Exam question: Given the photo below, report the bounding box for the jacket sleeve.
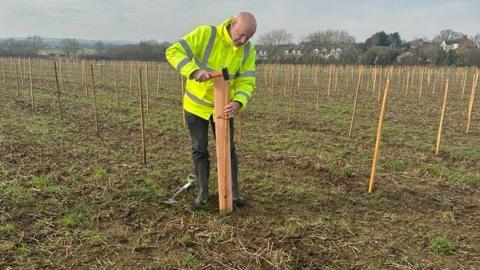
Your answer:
[165,25,210,79]
[232,42,256,110]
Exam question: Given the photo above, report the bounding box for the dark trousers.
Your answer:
[185,111,239,203]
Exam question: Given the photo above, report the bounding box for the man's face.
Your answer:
[230,19,255,47]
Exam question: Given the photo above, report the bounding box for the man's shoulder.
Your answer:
[194,24,216,32]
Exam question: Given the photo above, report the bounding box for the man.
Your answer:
[166,12,257,209]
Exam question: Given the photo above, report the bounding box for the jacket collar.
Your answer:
[217,18,236,48]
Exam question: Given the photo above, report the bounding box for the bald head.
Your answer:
[229,12,257,47]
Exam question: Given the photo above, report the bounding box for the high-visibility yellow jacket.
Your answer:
[166,18,256,120]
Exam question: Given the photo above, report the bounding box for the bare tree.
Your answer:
[474,33,480,48]
[257,29,293,63]
[257,29,293,46]
[303,30,355,47]
[433,29,465,43]
[61,38,80,58]
[25,36,45,53]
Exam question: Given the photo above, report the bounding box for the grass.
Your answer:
[59,212,87,228]
[427,235,455,255]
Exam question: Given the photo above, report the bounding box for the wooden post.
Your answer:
[20,58,25,85]
[368,78,390,193]
[129,61,134,95]
[405,69,410,96]
[145,63,150,115]
[435,79,449,155]
[377,67,383,102]
[53,61,63,121]
[288,73,296,122]
[315,67,322,111]
[327,65,332,97]
[15,58,20,100]
[38,60,43,91]
[122,61,126,83]
[1,60,5,85]
[59,60,65,91]
[156,63,161,99]
[333,65,338,94]
[89,64,100,137]
[349,68,363,138]
[82,61,88,96]
[138,67,147,164]
[113,61,119,111]
[80,60,85,92]
[466,72,478,133]
[418,68,424,100]
[371,66,377,95]
[461,69,468,99]
[28,58,34,110]
[213,76,233,213]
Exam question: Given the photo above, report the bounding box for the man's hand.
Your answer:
[191,69,211,82]
[224,101,242,118]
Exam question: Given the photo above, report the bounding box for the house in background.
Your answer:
[440,36,475,53]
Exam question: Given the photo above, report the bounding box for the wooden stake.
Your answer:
[333,65,338,94]
[435,79,449,155]
[315,67,322,111]
[418,68,424,100]
[82,61,88,96]
[1,60,5,85]
[138,67,147,164]
[405,69,410,95]
[432,69,438,95]
[28,58,34,110]
[368,78,390,193]
[461,69,468,99]
[288,73,296,122]
[90,64,100,137]
[20,58,25,85]
[53,61,63,121]
[466,72,478,133]
[59,60,65,91]
[129,62,134,94]
[38,60,43,91]
[145,63,150,115]
[113,61,119,111]
[349,68,363,138]
[213,76,233,213]
[372,66,377,95]
[156,63,161,99]
[327,65,332,97]
[15,58,20,100]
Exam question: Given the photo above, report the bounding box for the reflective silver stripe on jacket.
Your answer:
[235,90,251,101]
[202,26,216,66]
[179,39,194,59]
[176,57,190,71]
[242,42,251,66]
[235,70,255,78]
[185,89,214,108]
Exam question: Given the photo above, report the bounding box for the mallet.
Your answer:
[210,67,230,81]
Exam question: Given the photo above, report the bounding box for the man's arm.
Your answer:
[165,25,210,80]
[232,43,256,110]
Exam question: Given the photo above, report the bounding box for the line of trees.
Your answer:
[256,29,480,66]
[1,29,480,66]
[0,36,170,61]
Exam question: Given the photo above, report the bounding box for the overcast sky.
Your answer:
[0,0,478,43]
